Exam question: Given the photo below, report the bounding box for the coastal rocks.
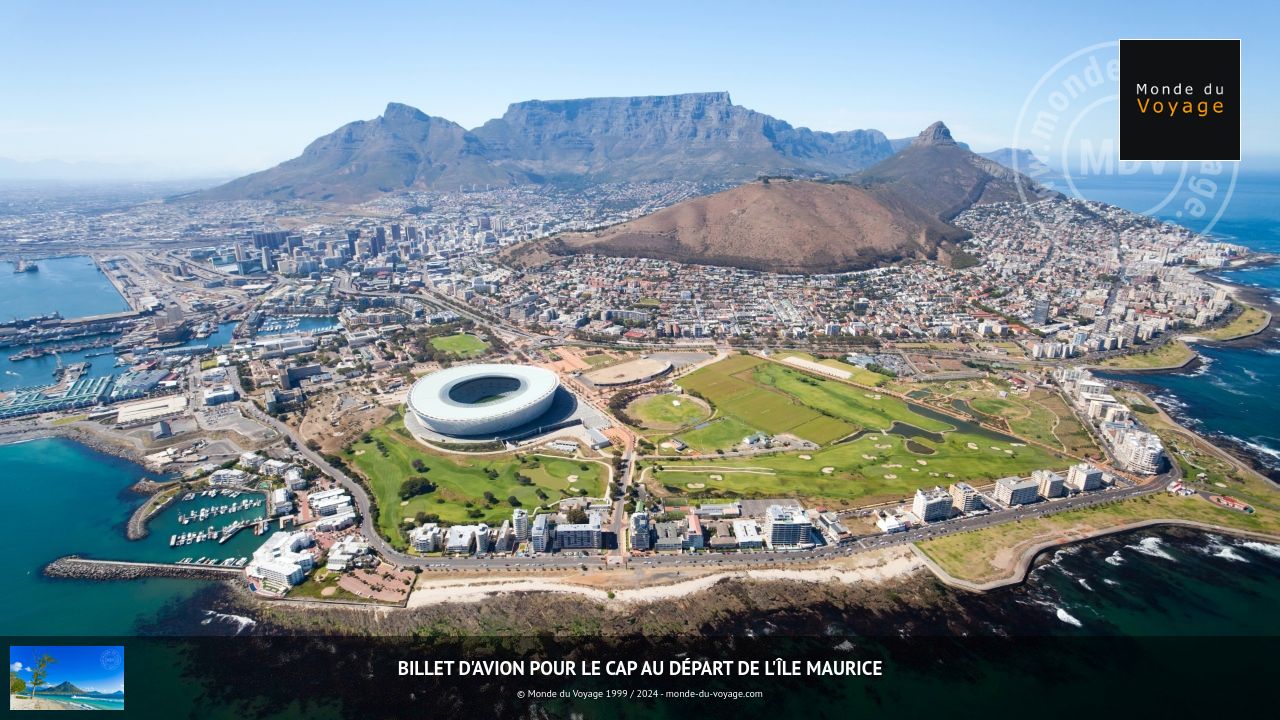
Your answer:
[43,556,240,582]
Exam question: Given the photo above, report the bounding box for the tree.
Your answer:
[30,653,55,699]
[507,495,521,507]
[566,507,588,524]
[399,476,436,500]
[10,671,25,695]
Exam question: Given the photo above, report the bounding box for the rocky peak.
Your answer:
[912,121,956,147]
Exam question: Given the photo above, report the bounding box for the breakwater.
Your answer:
[44,556,242,582]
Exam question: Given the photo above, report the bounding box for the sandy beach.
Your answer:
[9,693,88,710]
[406,546,924,608]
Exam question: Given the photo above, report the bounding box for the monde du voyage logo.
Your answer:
[1120,39,1241,161]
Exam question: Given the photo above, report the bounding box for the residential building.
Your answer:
[410,523,442,553]
[731,519,764,548]
[654,521,685,552]
[629,511,652,551]
[1065,463,1104,492]
[512,508,530,542]
[1034,469,1065,498]
[949,482,982,513]
[557,512,603,550]
[531,513,551,553]
[913,486,953,522]
[994,476,1039,506]
[764,505,812,549]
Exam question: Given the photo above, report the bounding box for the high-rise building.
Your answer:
[531,513,551,553]
[913,487,953,522]
[1113,430,1163,475]
[345,229,359,256]
[763,505,812,549]
[512,508,529,542]
[949,482,982,513]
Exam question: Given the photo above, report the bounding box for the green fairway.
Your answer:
[656,355,1066,506]
[652,428,1063,507]
[430,332,490,357]
[677,355,856,444]
[627,393,711,430]
[346,414,606,548]
[675,416,758,453]
[930,379,1100,456]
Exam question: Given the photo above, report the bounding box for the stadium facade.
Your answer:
[407,364,559,437]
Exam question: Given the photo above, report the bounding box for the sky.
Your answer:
[9,646,125,694]
[0,0,1274,177]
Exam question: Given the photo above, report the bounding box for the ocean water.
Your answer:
[0,255,129,320]
[1,437,264,636]
[60,695,126,711]
[1084,171,1280,473]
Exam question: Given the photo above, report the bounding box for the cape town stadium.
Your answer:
[407,364,560,437]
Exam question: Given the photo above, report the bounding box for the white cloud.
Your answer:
[9,661,21,672]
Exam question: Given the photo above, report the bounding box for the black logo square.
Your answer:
[1120,39,1240,161]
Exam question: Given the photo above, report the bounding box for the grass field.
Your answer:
[581,352,617,367]
[1197,305,1270,340]
[1099,340,1196,369]
[918,490,1280,584]
[922,379,1100,456]
[652,427,1063,507]
[920,388,1280,584]
[656,356,1065,506]
[346,413,605,548]
[627,393,711,431]
[430,333,489,357]
[676,417,757,452]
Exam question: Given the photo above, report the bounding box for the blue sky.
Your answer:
[0,0,1273,176]
[9,646,125,694]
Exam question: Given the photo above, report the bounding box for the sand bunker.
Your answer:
[917,459,928,466]
[821,466,835,474]
[687,483,706,489]
[862,454,877,460]
[709,474,723,481]
[884,474,898,479]
[966,443,979,450]
[798,454,813,460]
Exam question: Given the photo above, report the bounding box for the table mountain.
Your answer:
[195,93,896,202]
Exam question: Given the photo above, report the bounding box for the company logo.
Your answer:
[1011,41,1237,235]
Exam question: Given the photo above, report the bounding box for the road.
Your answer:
[243,373,1176,572]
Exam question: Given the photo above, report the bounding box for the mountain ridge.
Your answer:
[195,93,903,202]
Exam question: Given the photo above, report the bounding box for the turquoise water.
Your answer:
[56,695,126,710]
[1,437,260,636]
[0,255,128,320]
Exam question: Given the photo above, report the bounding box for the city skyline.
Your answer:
[1,0,1276,178]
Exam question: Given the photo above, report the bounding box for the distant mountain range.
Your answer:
[508,121,1053,274]
[194,93,1045,203]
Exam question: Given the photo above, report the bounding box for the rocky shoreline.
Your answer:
[0,422,146,464]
